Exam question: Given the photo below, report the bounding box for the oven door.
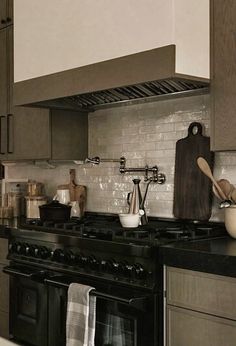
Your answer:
[46,275,156,346]
[3,265,48,346]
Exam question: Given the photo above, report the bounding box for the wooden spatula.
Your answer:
[197,157,227,200]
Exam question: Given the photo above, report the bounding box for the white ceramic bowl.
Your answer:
[225,206,236,238]
[118,213,140,228]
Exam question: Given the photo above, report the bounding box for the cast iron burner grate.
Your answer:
[23,216,226,245]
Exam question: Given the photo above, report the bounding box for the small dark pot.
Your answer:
[39,200,71,222]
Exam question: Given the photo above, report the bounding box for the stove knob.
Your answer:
[52,249,64,262]
[17,243,29,255]
[124,263,135,279]
[77,253,88,267]
[9,242,18,253]
[134,264,146,280]
[28,245,38,257]
[64,251,75,265]
[105,259,117,274]
[118,261,128,276]
[38,246,50,259]
[88,256,99,270]
[100,259,108,273]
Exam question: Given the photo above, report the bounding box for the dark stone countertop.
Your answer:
[159,235,236,278]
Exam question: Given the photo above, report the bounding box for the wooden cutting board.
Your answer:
[58,169,87,216]
[173,122,214,221]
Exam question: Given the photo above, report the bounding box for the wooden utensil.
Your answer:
[197,157,227,200]
[173,122,214,221]
[75,185,87,217]
[231,188,236,203]
[212,180,233,200]
[57,169,87,215]
[57,169,77,201]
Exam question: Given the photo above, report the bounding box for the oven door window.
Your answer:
[95,299,150,346]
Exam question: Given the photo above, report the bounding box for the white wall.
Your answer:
[14,0,209,82]
[5,94,235,222]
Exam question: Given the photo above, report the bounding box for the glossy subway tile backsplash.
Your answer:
[5,94,236,221]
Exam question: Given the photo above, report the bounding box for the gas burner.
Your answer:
[21,215,226,245]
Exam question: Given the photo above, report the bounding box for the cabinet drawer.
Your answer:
[167,305,236,346]
[0,239,8,264]
[0,310,9,339]
[167,266,236,320]
[0,265,9,312]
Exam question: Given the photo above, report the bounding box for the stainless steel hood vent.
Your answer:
[14,45,209,111]
[64,78,208,110]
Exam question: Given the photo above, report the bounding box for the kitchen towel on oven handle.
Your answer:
[66,283,96,346]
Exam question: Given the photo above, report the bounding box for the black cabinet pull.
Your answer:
[0,116,7,155]
[1,19,6,24]
[7,114,13,153]
[6,17,11,22]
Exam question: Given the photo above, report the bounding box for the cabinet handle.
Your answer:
[0,116,7,155]
[6,17,11,23]
[7,114,13,154]
[1,19,6,24]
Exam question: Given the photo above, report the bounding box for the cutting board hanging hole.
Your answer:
[188,122,203,136]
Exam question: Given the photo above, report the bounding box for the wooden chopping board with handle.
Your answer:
[58,169,87,216]
[173,122,214,221]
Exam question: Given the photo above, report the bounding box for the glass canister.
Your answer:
[25,196,47,219]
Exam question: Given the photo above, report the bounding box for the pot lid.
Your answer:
[39,200,71,210]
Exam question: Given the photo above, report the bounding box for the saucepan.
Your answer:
[39,200,71,222]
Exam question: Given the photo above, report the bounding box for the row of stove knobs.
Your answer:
[8,242,149,281]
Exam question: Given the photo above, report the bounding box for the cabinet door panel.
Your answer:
[51,109,88,160]
[0,0,7,29]
[0,264,9,313]
[167,266,236,321]
[7,0,13,26]
[0,311,9,339]
[0,29,7,115]
[167,305,236,346]
[8,107,51,160]
[211,0,236,150]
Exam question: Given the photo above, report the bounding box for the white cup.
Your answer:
[225,206,236,238]
[70,201,81,218]
[54,189,70,205]
[118,213,140,228]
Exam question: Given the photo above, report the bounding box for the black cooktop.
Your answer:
[20,213,226,246]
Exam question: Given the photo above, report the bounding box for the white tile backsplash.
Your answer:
[5,94,236,222]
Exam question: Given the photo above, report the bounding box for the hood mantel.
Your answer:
[13,45,209,111]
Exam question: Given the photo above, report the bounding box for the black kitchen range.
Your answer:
[3,213,225,346]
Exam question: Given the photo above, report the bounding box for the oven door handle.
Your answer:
[3,266,46,282]
[44,277,148,311]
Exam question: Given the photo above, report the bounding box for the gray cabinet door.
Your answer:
[167,305,236,346]
[211,0,236,150]
[7,107,51,160]
[0,0,7,29]
[0,0,12,29]
[51,110,88,160]
[0,29,7,115]
[0,29,8,160]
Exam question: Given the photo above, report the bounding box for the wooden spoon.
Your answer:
[212,180,233,200]
[197,157,227,200]
[231,187,236,203]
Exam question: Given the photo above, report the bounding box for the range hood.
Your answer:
[14,45,209,112]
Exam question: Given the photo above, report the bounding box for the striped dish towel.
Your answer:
[66,283,96,346]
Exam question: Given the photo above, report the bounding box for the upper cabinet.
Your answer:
[0,0,13,30]
[210,0,236,151]
[14,0,209,82]
[0,2,88,162]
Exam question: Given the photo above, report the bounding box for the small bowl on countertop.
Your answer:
[225,205,236,238]
[118,213,140,228]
